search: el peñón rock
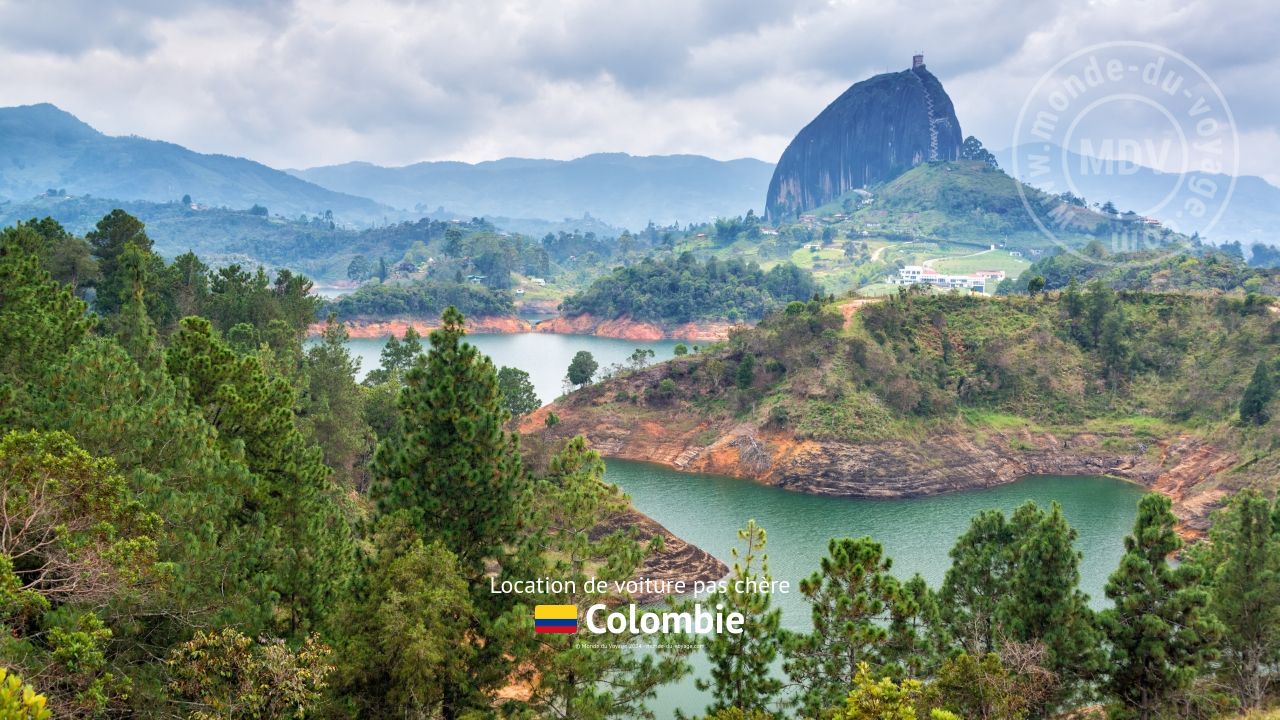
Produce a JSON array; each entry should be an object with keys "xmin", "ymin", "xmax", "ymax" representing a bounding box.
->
[{"xmin": 765, "ymin": 57, "xmax": 962, "ymax": 220}]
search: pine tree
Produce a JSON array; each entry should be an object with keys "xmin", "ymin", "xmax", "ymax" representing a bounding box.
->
[
  {"xmin": 300, "ymin": 315, "xmax": 374, "ymax": 489},
  {"xmin": 86, "ymin": 209, "xmax": 152, "ymax": 315},
  {"xmin": 166, "ymin": 317, "xmax": 355, "ymax": 636},
  {"xmin": 1238, "ymin": 360, "xmax": 1273, "ymax": 424},
  {"xmin": 381, "ymin": 326, "xmax": 422, "ymax": 373},
  {"xmin": 884, "ymin": 574, "xmax": 947, "ymax": 680},
  {"xmin": 1193, "ymin": 490, "xmax": 1280, "ymax": 709},
  {"xmin": 370, "ymin": 307, "xmax": 527, "ymax": 570},
  {"xmin": 112, "ymin": 242, "xmax": 163, "ymax": 371},
  {"xmin": 939, "ymin": 510, "xmax": 1014, "ymax": 655},
  {"xmin": 525, "ymin": 437, "xmax": 689, "ymax": 719},
  {"xmin": 0, "ymin": 226, "xmax": 94, "ymax": 424},
  {"xmin": 783, "ymin": 537, "xmax": 901, "ymax": 717},
  {"xmin": 1100, "ymin": 494, "xmax": 1219, "ymax": 720},
  {"xmin": 698, "ymin": 520, "xmax": 783, "ymax": 716},
  {"xmin": 997, "ymin": 502, "xmax": 1102, "ymax": 709},
  {"xmin": 368, "ymin": 307, "xmax": 532, "ymax": 718}
]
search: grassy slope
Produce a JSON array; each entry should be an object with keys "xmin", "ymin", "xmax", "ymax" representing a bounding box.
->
[{"xmin": 807, "ymin": 161, "xmax": 1188, "ymax": 261}]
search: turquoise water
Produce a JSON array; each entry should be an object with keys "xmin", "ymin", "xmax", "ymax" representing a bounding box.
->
[
  {"xmin": 339, "ymin": 334, "xmax": 681, "ymax": 405},
  {"xmin": 602, "ymin": 461, "xmax": 1146, "ymax": 718},
  {"xmin": 337, "ymin": 332, "xmax": 1145, "ymax": 718}
]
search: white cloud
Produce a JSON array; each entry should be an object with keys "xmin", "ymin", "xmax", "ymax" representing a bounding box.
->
[{"xmin": 1, "ymin": 0, "xmax": 1277, "ymax": 181}]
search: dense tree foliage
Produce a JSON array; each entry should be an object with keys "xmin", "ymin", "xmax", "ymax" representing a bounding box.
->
[
  {"xmin": 1189, "ymin": 490, "xmax": 1280, "ymax": 710},
  {"xmin": 1102, "ymin": 494, "xmax": 1220, "ymax": 720},
  {"xmin": 9, "ymin": 209, "xmax": 1280, "ymax": 720},
  {"xmin": 567, "ymin": 350, "xmax": 599, "ymax": 388},
  {"xmin": 328, "ymin": 279, "xmax": 514, "ymax": 319},
  {"xmin": 1239, "ymin": 360, "xmax": 1274, "ymax": 425},
  {"xmin": 523, "ymin": 437, "xmax": 688, "ymax": 719},
  {"xmin": 498, "ymin": 365, "xmax": 541, "ymax": 416},
  {"xmin": 371, "ymin": 307, "xmax": 526, "ymax": 568},
  {"xmin": 561, "ymin": 252, "xmax": 819, "ymax": 323},
  {"xmin": 782, "ymin": 537, "xmax": 936, "ymax": 716}
]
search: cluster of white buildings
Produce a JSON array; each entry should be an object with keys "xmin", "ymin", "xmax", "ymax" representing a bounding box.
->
[{"xmin": 894, "ymin": 266, "xmax": 1006, "ymax": 294}]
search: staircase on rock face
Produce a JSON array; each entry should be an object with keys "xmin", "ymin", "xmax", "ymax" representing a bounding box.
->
[{"xmin": 913, "ymin": 67, "xmax": 942, "ymax": 161}]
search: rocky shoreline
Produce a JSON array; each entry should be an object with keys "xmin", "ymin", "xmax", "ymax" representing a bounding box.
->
[
  {"xmin": 599, "ymin": 507, "xmax": 728, "ymax": 602},
  {"xmin": 313, "ymin": 313, "xmax": 739, "ymax": 342},
  {"xmin": 520, "ymin": 401, "xmax": 1239, "ymax": 539},
  {"xmin": 534, "ymin": 313, "xmax": 741, "ymax": 342},
  {"xmin": 313, "ymin": 315, "xmax": 532, "ymax": 338}
]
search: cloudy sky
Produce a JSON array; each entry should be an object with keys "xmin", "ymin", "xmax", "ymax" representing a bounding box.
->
[{"xmin": 2, "ymin": 0, "xmax": 1278, "ymax": 182}]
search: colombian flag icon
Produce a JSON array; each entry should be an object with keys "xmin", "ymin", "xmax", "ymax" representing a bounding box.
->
[{"xmin": 534, "ymin": 604, "xmax": 578, "ymax": 633}]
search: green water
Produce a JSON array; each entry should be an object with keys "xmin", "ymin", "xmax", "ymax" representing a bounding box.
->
[
  {"xmin": 602, "ymin": 460, "xmax": 1146, "ymax": 718},
  {"xmin": 339, "ymin": 334, "xmax": 681, "ymax": 405},
  {"xmin": 337, "ymin": 332, "xmax": 1146, "ymax": 718}
]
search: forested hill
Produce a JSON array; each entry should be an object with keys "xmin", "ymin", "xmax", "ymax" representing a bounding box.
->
[
  {"xmin": 533, "ymin": 287, "xmax": 1280, "ymax": 535},
  {"xmin": 327, "ymin": 279, "xmax": 515, "ymax": 320},
  {"xmin": 558, "ymin": 253, "xmax": 821, "ymax": 323},
  {"xmin": 0, "ymin": 194, "xmax": 497, "ymax": 281},
  {"xmin": 1005, "ymin": 240, "xmax": 1280, "ymax": 295},
  {"xmin": 554, "ymin": 289, "xmax": 1276, "ymax": 439}
]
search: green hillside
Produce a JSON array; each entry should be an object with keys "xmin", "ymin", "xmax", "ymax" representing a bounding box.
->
[
  {"xmin": 813, "ymin": 160, "xmax": 1158, "ymax": 255},
  {"xmin": 1007, "ymin": 241, "xmax": 1280, "ymax": 295},
  {"xmin": 561, "ymin": 289, "xmax": 1275, "ymax": 439}
]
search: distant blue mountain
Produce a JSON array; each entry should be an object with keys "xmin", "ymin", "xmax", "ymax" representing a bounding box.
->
[
  {"xmin": 995, "ymin": 143, "xmax": 1280, "ymax": 250},
  {"xmin": 290, "ymin": 153, "xmax": 776, "ymax": 231},
  {"xmin": 0, "ymin": 103, "xmax": 392, "ymax": 223}
]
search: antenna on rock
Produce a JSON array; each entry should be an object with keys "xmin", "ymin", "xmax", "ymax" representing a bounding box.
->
[{"xmin": 912, "ymin": 53, "xmax": 924, "ymax": 70}]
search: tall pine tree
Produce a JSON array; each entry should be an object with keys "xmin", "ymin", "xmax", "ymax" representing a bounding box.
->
[
  {"xmin": 524, "ymin": 437, "xmax": 689, "ymax": 719},
  {"xmin": 997, "ymin": 502, "xmax": 1102, "ymax": 710},
  {"xmin": 166, "ymin": 317, "xmax": 355, "ymax": 636},
  {"xmin": 697, "ymin": 519, "xmax": 783, "ymax": 716},
  {"xmin": 371, "ymin": 307, "xmax": 526, "ymax": 570},
  {"xmin": 1101, "ymin": 494, "xmax": 1219, "ymax": 720},
  {"xmin": 1192, "ymin": 490, "xmax": 1280, "ymax": 709},
  {"xmin": 939, "ymin": 510, "xmax": 1014, "ymax": 655},
  {"xmin": 369, "ymin": 306, "xmax": 530, "ymax": 718},
  {"xmin": 1239, "ymin": 360, "xmax": 1274, "ymax": 425},
  {"xmin": 783, "ymin": 537, "xmax": 900, "ymax": 717},
  {"xmin": 86, "ymin": 209, "xmax": 152, "ymax": 316}
]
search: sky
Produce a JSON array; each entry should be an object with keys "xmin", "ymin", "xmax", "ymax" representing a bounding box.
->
[{"xmin": 2, "ymin": 0, "xmax": 1279, "ymax": 183}]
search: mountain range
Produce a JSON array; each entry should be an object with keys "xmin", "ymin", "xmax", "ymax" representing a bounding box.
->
[
  {"xmin": 0, "ymin": 103, "xmax": 773, "ymax": 231},
  {"xmin": 288, "ymin": 153, "xmax": 774, "ymax": 231},
  {"xmin": 0, "ymin": 103, "xmax": 392, "ymax": 223}
]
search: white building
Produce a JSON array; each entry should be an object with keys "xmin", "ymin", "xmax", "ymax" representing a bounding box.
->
[{"xmin": 895, "ymin": 265, "xmax": 1006, "ymax": 294}]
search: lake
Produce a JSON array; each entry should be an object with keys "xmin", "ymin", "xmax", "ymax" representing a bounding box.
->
[
  {"xmin": 340, "ymin": 334, "xmax": 682, "ymax": 406},
  {"xmin": 606, "ymin": 461, "xmax": 1145, "ymax": 718},
  {"xmin": 339, "ymin": 331, "xmax": 1146, "ymax": 718}
]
